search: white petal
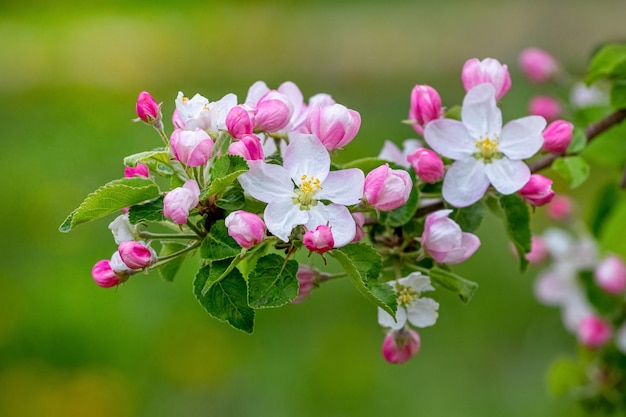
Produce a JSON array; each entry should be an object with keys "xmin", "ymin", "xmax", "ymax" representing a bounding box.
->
[
  {"xmin": 499, "ymin": 116, "xmax": 546, "ymax": 159},
  {"xmin": 316, "ymin": 169, "xmax": 365, "ymax": 205},
  {"xmin": 264, "ymin": 200, "xmax": 309, "ymax": 242},
  {"xmin": 378, "ymin": 306, "xmax": 406, "ymax": 330},
  {"xmin": 484, "ymin": 158, "xmax": 530, "ymax": 195},
  {"xmin": 398, "ymin": 273, "xmax": 434, "ymax": 293},
  {"xmin": 237, "ymin": 160, "xmax": 294, "ymax": 203},
  {"xmin": 407, "ymin": 298, "xmax": 439, "ymax": 328},
  {"xmin": 378, "ymin": 140, "xmax": 406, "ymax": 166},
  {"xmin": 461, "ymin": 84, "xmax": 502, "ymax": 139},
  {"xmin": 442, "ymin": 158, "xmax": 490, "ymax": 208},
  {"xmin": 424, "ymin": 119, "xmax": 475, "ymax": 160},
  {"xmin": 284, "ymin": 133, "xmax": 330, "ymax": 182},
  {"xmin": 245, "ymin": 81, "xmax": 269, "ymax": 106},
  {"xmin": 306, "ymin": 204, "xmax": 356, "ymax": 247}
]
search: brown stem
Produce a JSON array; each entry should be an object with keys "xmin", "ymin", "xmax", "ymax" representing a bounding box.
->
[
  {"xmin": 415, "ymin": 199, "xmax": 445, "ymax": 218},
  {"xmin": 529, "ymin": 109, "xmax": 626, "ymax": 173}
]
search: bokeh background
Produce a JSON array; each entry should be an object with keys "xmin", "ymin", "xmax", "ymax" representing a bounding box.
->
[{"xmin": 2, "ymin": 0, "xmax": 626, "ymax": 416}]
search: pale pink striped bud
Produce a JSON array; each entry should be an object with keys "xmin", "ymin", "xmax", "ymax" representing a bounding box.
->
[
  {"xmin": 407, "ymin": 148, "xmax": 444, "ymax": 183},
  {"xmin": 224, "ymin": 210, "xmax": 266, "ymax": 249},
  {"xmin": 91, "ymin": 259, "xmax": 127, "ymax": 288},
  {"xmin": 303, "ymin": 225, "xmax": 334, "ymax": 253},
  {"xmin": 228, "ymin": 134, "xmax": 264, "ymax": 161},
  {"xmin": 254, "ymin": 90, "xmax": 293, "ymax": 132},
  {"xmin": 170, "ymin": 128, "xmax": 214, "ymax": 167},
  {"xmin": 577, "ymin": 315, "xmax": 612, "ymax": 349},
  {"xmin": 519, "ymin": 174, "xmax": 555, "ymax": 206},
  {"xmin": 462, "ymin": 58, "xmax": 511, "ymax": 100},
  {"xmin": 409, "ymin": 85, "xmax": 443, "ymax": 135},
  {"xmin": 226, "ymin": 104, "xmax": 255, "ymax": 138},
  {"xmin": 519, "ymin": 48, "xmax": 559, "ymax": 84},
  {"xmin": 306, "ymin": 103, "xmax": 361, "ymax": 151},
  {"xmin": 529, "ymin": 95, "xmax": 561, "ymax": 121},
  {"xmin": 163, "ymin": 180, "xmax": 200, "ymax": 225},
  {"xmin": 135, "ymin": 91, "xmax": 161, "ymax": 125},
  {"xmin": 293, "ymin": 264, "xmax": 320, "ymax": 304},
  {"xmin": 421, "ymin": 209, "xmax": 480, "ymax": 265},
  {"xmin": 546, "ymin": 195, "xmax": 573, "ymax": 221},
  {"xmin": 364, "ymin": 164, "xmax": 412, "ymax": 211},
  {"xmin": 543, "ymin": 120, "xmax": 573, "ymax": 153},
  {"xmin": 382, "ymin": 329, "xmax": 421, "ymax": 364},
  {"xmin": 118, "ymin": 241, "xmax": 156, "ymax": 269},
  {"xmin": 595, "ymin": 255, "xmax": 626, "ymax": 294},
  {"xmin": 124, "ymin": 163, "xmax": 149, "ymax": 178}
]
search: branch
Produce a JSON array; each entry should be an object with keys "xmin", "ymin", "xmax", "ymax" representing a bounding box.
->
[{"xmin": 529, "ymin": 109, "xmax": 626, "ymax": 173}]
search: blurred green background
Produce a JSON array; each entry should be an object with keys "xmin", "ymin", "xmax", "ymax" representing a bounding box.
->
[{"xmin": 2, "ymin": 1, "xmax": 626, "ymax": 416}]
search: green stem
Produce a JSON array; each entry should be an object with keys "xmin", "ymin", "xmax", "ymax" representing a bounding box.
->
[
  {"xmin": 139, "ymin": 231, "xmax": 200, "ymax": 241},
  {"xmin": 151, "ymin": 242, "xmax": 200, "ymax": 267}
]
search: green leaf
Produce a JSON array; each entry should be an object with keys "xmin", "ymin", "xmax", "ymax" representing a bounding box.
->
[
  {"xmin": 59, "ymin": 177, "xmax": 160, "ymax": 232},
  {"xmin": 547, "ymin": 357, "xmax": 586, "ymax": 397},
  {"xmin": 329, "ymin": 243, "xmax": 397, "ymax": 316},
  {"xmin": 598, "ymin": 198, "xmax": 626, "ymax": 259},
  {"xmin": 156, "ymin": 242, "xmax": 188, "ymax": 282},
  {"xmin": 382, "ymin": 182, "xmax": 419, "ymax": 227},
  {"xmin": 200, "ymin": 220, "xmax": 241, "ymax": 261},
  {"xmin": 340, "ymin": 157, "xmax": 390, "ymax": 174},
  {"xmin": 589, "ymin": 181, "xmax": 620, "ymax": 238},
  {"xmin": 428, "ymin": 266, "xmax": 478, "ymax": 304},
  {"xmin": 123, "ymin": 148, "xmax": 167, "ymax": 167},
  {"xmin": 552, "ymin": 156, "xmax": 590, "ymax": 188},
  {"xmin": 128, "ymin": 196, "xmax": 165, "ymax": 224},
  {"xmin": 247, "ymin": 254, "xmax": 299, "ymax": 308},
  {"xmin": 193, "ymin": 261, "xmax": 254, "ymax": 333},
  {"xmin": 610, "ymin": 81, "xmax": 626, "ymax": 109},
  {"xmin": 499, "ymin": 194, "xmax": 531, "ymax": 272},
  {"xmin": 208, "ymin": 154, "xmax": 249, "ymax": 196},
  {"xmin": 215, "ymin": 185, "xmax": 245, "ymax": 211},
  {"xmin": 578, "ymin": 270, "xmax": 621, "ymax": 316},
  {"xmin": 585, "ymin": 43, "xmax": 626, "ymax": 85},
  {"xmin": 452, "ymin": 201, "xmax": 485, "ymax": 233},
  {"xmin": 444, "ymin": 105, "xmax": 462, "ymax": 121},
  {"xmin": 566, "ymin": 128, "xmax": 587, "ymax": 154},
  {"xmin": 124, "ymin": 148, "xmax": 182, "ymax": 178}
]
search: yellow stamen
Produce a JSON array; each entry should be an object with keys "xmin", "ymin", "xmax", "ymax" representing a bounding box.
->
[
  {"xmin": 396, "ymin": 284, "xmax": 419, "ymax": 307},
  {"xmin": 474, "ymin": 134, "xmax": 501, "ymax": 162}
]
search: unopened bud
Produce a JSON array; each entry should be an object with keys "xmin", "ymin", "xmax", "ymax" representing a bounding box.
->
[
  {"xmin": 542, "ymin": 120, "xmax": 573, "ymax": 153},
  {"xmin": 519, "ymin": 174, "xmax": 555, "ymax": 206},
  {"xmin": 407, "ymin": 148, "xmax": 444, "ymax": 183}
]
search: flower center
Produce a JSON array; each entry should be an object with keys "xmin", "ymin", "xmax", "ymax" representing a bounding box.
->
[
  {"xmin": 295, "ymin": 174, "xmax": 323, "ymax": 208},
  {"xmin": 396, "ymin": 284, "xmax": 419, "ymax": 307},
  {"xmin": 474, "ymin": 134, "xmax": 502, "ymax": 163}
]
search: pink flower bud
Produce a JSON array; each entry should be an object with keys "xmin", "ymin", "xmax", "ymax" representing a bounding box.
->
[
  {"xmin": 254, "ymin": 90, "xmax": 293, "ymax": 132},
  {"xmin": 352, "ymin": 213, "xmax": 366, "ymax": 243},
  {"xmin": 226, "ymin": 104, "xmax": 255, "ymax": 138},
  {"xmin": 409, "ymin": 85, "xmax": 443, "ymax": 135},
  {"xmin": 118, "ymin": 241, "xmax": 156, "ymax": 269},
  {"xmin": 228, "ymin": 134, "xmax": 264, "ymax": 161},
  {"xmin": 595, "ymin": 255, "xmax": 626, "ymax": 294},
  {"xmin": 124, "ymin": 163, "xmax": 150, "ymax": 178},
  {"xmin": 382, "ymin": 329, "xmax": 421, "ymax": 364},
  {"xmin": 519, "ymin": 174, "xmax": 555, "ymax": 206},
  {"xmin": 546, "ymin": 195, "xmax": 573, "ymax": 221},
  {"xmin": 519, "ymin": 48, "xmax": 559, "ymax": 83},
  {"xmin": 306, "ymin": 103, "xmax": 361, "ymax": 151},
  {"xmin": 170, "ymin": 128, "xmax": 214, "ymax": 167},
  {"xmin": 292, "ymin": 264, "xmax": 319, "ymax": 304},
  {"xmin": 363, "ymin": 164, "xmax": 413, "ymax": 211},
  {"xmin": 542, "ymin": 120, "xmax": 573, "ymax": 153},
  {"xmin": 421, "ymin": 209, "xmax": 480, "ymax": 265},
  {"xmin": 526, "ymin": 235, "xmax": 548, "ymax": 264},
  {"xmin": 303, "ymin": 225, "xmax": 335, "ymax": 253},
  {"xmin": 224, "ymin": 210, "xmax": 266, "ymax": 249},
  {"xmin": 529, "ymin": 95, "xmax": 562, "ymax": 121},
  {"xmin": 407, "ymin": 148, "xmax": 444, "ymax": 183},
  {"xmin": 462, "ymin": 58, "xmax": 511, "ymax": 100},
  {"xmin": 91, "ymin": 259, "xmax": 127, "ymax": 288},
  {"xmin": 135, "ymin": 91, "xmax": 161, "ymax": 124},
  {"xmin": 163, "ymin": 180, "xmax": 200, "ymax": 225},
  {"xmin": 577, "ymin": 315, "xmax": 612, "ymax": 349}
]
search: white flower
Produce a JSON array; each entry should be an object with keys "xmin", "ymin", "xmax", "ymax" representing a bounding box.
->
[
  {"xmin": 424, "ymin": 84, "xmax": 546, "ymax": 207},
  {"xmin": 108, "ymin": 214, "xmax": 136, "ymax": 244},
  {"xmin": 378, "ymin": 272, "xmax": 439, "ymax": 330},
  {"xmin": 175, "ymin": 91, "xmax": 237, "ymax": 134},
  {"xmin": 237, "ymin": 133, "xmax": 365, "ymax": 247}
]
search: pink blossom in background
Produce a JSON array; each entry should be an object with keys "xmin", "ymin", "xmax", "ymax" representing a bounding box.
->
[
  {"xmin": 577, "ymin": 315, "xmax": 612, "ymax": 349},
  {"xmin": 224, "ymin": 210, "xmax": 266, "ymax": 249},
  {"xmin": 529, "ymin": 95, "xmax": 562, "ymax": 121},
  {"xmin": 163, "ymin": 180, "xmax": 201, "ymax": 225},
  {"xmin": 526, "ymin": 236, "xmax": 548, "ymax": 264},
  {"xmin": 519, "ymin": 47, "xmax": 560, "ymax": 83},
  {"xmin": 382, "ymin": 329, "xmax": 421, "ymax": 364},
  {"xmin": 594, "ymin": 255, "xmax": 626, "ymax": 294},
  {"xmin": 421, "ymin": 209, "xmax": 480, "ymax": 265},
  {"xmin": 363, "ymin": 164, "xmax": 412, "ymax": 211},
  {"xmin": 519, "ymin": 174, "xmax": 555, "ymax": 206},
  {"xmin": 461, "ymin": 57, "xmax": 511, "ymax": 100},
  {"xmin": 546, "ymin": 195, "xmax": 573, "ymax": 221},
  {"xmin": 542, "ymin": 120, "xmax": 573, "ymax": 153}
]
